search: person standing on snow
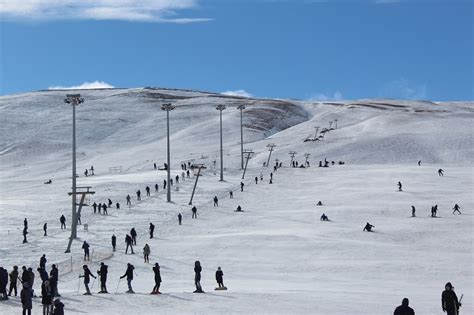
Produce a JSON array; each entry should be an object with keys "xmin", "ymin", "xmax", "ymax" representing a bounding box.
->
[
  {"xmin": 82, "ymin": 241, "xmax": 90, "ymax": 261},
  {"xmin": 149, "ymin": 223, "xmax": 155, "ymax": 239},
  {"xmin": 178, "ymin": 213, "xmax": 182, "ymax": 225},
  {"xmin": 151, "ymin": 263, "xmax": 162, "ymax": 294},
  {"xmin": 111, "ymin": 234, "xmax": 117, "ymax": 252},
  {"xmin": 130, "ymin": 228, "xmax": 137, "ymax": 245},
  {"xmin": 97, "ymin": 262, "xmax": 108, "ymax": 293},
  {"xmin": 143, "ymin": 244, "xmax": 151, "ymax": 263},
  {"xmin": 398, "ymin": 182, "xmax": 403, "ymax": 191},
  {"xmin": 441, "ymin": 282, "xmax": 461, "ymax": 315},
  {"xmin": 120, "ymin": 263, "xmax": 135, "ymax": 293},
  {"xmin": 452, "ymin": 204, "xmax": 461, "ymax": 215},
  {"xmin": 194, "ymin": 261, "xmax": 203, "ymax": 293},
  {"xmin": 215, "ymin": 267, "xmax": 225, "ymax": 289},
  {"xmin": 125, "ymin": 234, "xmax": 134, "ymax": 254},
  {"xmin": 213, "ymin": 196, "xmax": 218, "ymax": 207},
  {"xmin": 393, "ymin": 298, "xmax": 415, "ymax": 315},
  {"xmin": 79, "ymin": 265, "xmax": 96, "ymax": 295},
  {"xmin": 59, "ymin": 215, "xmax": 66, "ymax": 229}
]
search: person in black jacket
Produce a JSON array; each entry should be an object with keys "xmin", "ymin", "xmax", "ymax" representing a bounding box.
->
[
  {"xmin": 178, "ymin": 213, "xmax": 182, "ymax": 225},
  {"xmin": 120, "ymin": 263, "xmax": 135, "ymax": 293},
  {"xmin": 363, "ymin": 222, "xmax": 374, "ymax": 232},
  {"xmin": 43, "ymin": 223, "xmax": 48, "ymax": 236},
  {"xmin": 0, "ymin": 267, "xmax": 8, "ymax": 300},
  {"xmin": 20, "ymin": 283, "xmax": 33, "ymax": 315},
  {"xmin": 111, "ymin": 234, "xmax": 116, "ymax": 252},
  {"xmin": 125, "ymin": 234, "xmax": 134, "ymax": 254},
  {"xmin": 215, "ymin": 267, "xmax": 224, "ymax": 289},
  {"xmin": 130, "ymin": 228, "xmax": 137, "ymax": 245},
  {"xmin": 79, "ymin": 265, "xmax": 96, "ymax": 295},
  {"xmin": 149, "ymin": 223, "xmax": 155, "ymax": 239},
  {"xmin": 8, "ymin": 266, "xmax": 19, "ymax": 297},
  {"xmin": 49, "ymin": 265, "xmax": 59, "ymax": 297},
  {"xmin": 194, "ymin": 261, "xmax": 203, "ymax": 293},
  {"xmin": 97, "ymin": 262, "xmax": 108, "ymax": 293},
  {"xmin": 52, "ymin": 298, "xmax": 64, "ymax": 315},
  {"xmin": 82, "ymin": 241, "xmax": 90, "ymax": 261},
  {"xmin": 442, "ymin": 282, "xmax": 461, "ymax": 315},
  {"xmin": 192, "ymin": 206, "xmax": 197, "ymax": 219},
  {"xmin": 213, "ymin": 196, "xmax": 218, "ymax": 207},
  {"xmin": 151, "ymin": 263, "xmax": 162, "ymax": 294},
  {"xmin": 40, "ymin": 254, "xmax": 47, "ymax": 270},
  {"xmin": 37, "ymin": 267, "xmax": 49, "ymax": 283},
  {"xmin": 60, "ymin": 215, "xmax": 66, "ymax": 229},
  {"xmin": 393, "ymin": 298, "xmax": 415, "ymax": 315},
  {"xmin": 41, "ymin": 280, "xmax": 53, "ymax": 315}
]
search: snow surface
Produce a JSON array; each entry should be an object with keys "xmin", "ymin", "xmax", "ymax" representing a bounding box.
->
[{"xmin": 0, "ymin": 88, "xmax": 473, "ymax": 314}]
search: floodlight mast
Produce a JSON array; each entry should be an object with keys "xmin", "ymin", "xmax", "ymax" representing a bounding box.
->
[
  {"xmin": 216, "ymin": 105, "xmax": 226, "ymax": 181},
  {"xmin": 241, "ymin": 150, "xmax": 254, "ymax": 179},
  {"xmin": 237, "ymin": 105, "xmax": 246, "ymax": 169},
  {"xmin": 265, "ymin": 144, "xmax": 276, "ymax": 167},
  {"xmin": 161, "ymin": 103, "xmax": 175, "ymax": 202}
]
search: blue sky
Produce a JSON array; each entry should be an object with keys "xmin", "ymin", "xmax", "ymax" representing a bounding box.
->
[{"xmin": 0, "ymin": 0, "xmax": 472, "ymax": 100}]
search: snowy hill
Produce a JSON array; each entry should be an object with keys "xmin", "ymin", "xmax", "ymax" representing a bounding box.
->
[{"xmin": 0, "ymin": 88, "xmax": 472, "ymax": 314}]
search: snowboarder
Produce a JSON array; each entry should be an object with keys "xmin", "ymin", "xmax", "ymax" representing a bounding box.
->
[
  {"xmin": 130, "ymin": 228, "xmax": 137, "ymax": 245},
  {"xmin": 442, "ymin": 282, "xmax": 461, "ymax": 315},
  {"xmin": 192, "ymin": 206, "xmax": 197, "ymax": 219},
  {"xmin": 393, "ymin": 297, "xmax": 415, "ymax": 315},
  {"xmin": 143, "ymin": 244, "xmax": 151, "ymax": 263},
  {"xmin": 60, "ymin": 215, "xmax": 66, "ymax": 229},
  {"xmin": 215, "ymin": 267, "xmax": 226, "ymax": 289},
  {"xmin": 20, "ymin": 283, "xmax": 33, "ymax": 315},
  {"xmin": 43, "ymin": 223, "xmax": 47, "ymax": 236},
  {"xmin": 111, "ymin": 234, "xmax": 116, "ymax": 252},
  {"xmin": 82, "ymin": 241, "xmax": 90, "ymax": 261},
  {"xmin": 178, "ymin": 213, "xmax": 182, "ymax": 225},
  {"xmin": 40, "ymin": 255, "xmax": 47, "ymax": 270},
  {"xmin": 125, "ymin": 234, "xmax": 134, "ymax": 254},
  {"xmin": 229, "ymin": 191, "xmax": 233, "ymax": 199},
  {"xmin": 120, "ymin": 263, "xmax": 135, "ymax": 293},
  {"xmin": 398, "ymin": 181, "xmax": 402, "ymax": 191},
  {"xmin": 97, "ymin": 262, "xmax": 108, "ymax": 293},
  {"xmin": 151, "ymin": 263, "xmax": 161, "ymax": 294},
  {"xmin": 49, "ymin": 265, "xmax": 59, "ymax": 297},
  {"xmin": 235, "ymin": 205, "xmax": 243, "ymax": 212},
  {"xmin": 8, "ymin": 266, "xmax": 19, "ymax": 297},
  {"xmin": 136, "ymin": 190, "xmax": 141, "ymax": 201},
  {"xmin": 146, "ymin": 186, "xmax": 150, "ymax": 196},
  {"xmin": 79, "ymin": 265, "xmax": 96, "ymax": 295},
  {"xmin": 149, "ymin": 222, "xmax": 155, "ymax": 239},
  {"xmin": 411, "ymin": 205, "xmax": 416, "ymax": 217},
  {"xmin": 154, "ymin": 184, "xmax": 159, "ymax": 192},
  {"xmin": 126, "ymin": 195, "xmax": 131, "ymax": 206},
  {"xmin": 213, "ymin": 196, "xmax": 218, "ymax": 207},
  {"xmin": 52, "ymin": 298, "xmax": 64, "ymax": 315},
  {"xmin": 194, "ymin": 261, "xmax": 203, "ymax": 293},
  {"xmin": 22, "ymin": 226, "xmax": 28, "ymax": 243},
  {"xmin": 320, "ymin": 213, "xmax": 329, "ymax": 221},
  {"xmin": 438, "ymin": 168, "xmax": 444, "ymax": 176},
  {"xmin": 452, "ymin": 204, "xmax": 461, "ymax": 215},
  {"xmin": 240, "ymin": 182, "xmax": 244, "ymax": 192},
  {"xmin": 255, "ymin": 176, "xmax": 258, "ymax": 184},
  {"xmin": 363, "ymin": 222, "xmax": 374, "ymax": 232}
]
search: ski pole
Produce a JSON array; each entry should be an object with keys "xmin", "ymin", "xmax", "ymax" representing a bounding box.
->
[{"xmin": 115, "ymin": 278, "xmax": 121, "ymax": 293}]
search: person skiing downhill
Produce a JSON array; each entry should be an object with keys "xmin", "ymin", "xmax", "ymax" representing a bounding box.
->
[
  {"xmin": 442, "ymin": 282, "xmax": 461, "ymax": 315},
  {"xmin": 120, "ymin": 263, "xmax": 135, "ymax": 293},
  {"xmin": 438, "ymin": 168, "xmax": 444, "ymax": 176},
  {"xmin": 136, "ymin": 190, "xmax": 141, "ymax": 201},
  {"xmin": 151, "ymin": 263, "xmax": 162, "ymax": 294},
  {"xmin": 194, "ymin": 261, "xmax": 203, "ymax": 293},
  {"xmin": 97, "ymin": 262, "xmax": 108, "ymax": 293},
  {"xmin": 79, "ymin": 265, "xmax": 96, "ymax": 295},
  {"xmin": 229, "ymin": 191, "xmax": 233, "ymax": 199},
  {"xmin": 215, "ymin": 267, "xmax": 225, "ymax": 289},
  {"xmin": 154, "ymin": 184, "xmax": 159, "ymax": 192},
  {"xmin": 363, "ymin": 222, "xmax": 374, "ymax": 232},
  {"xmin": 126, "ymin": 195, "xmax": 131, "ymax": 206},
  {"xmin": 22, "ymin": 227, "xmax": 28, "ymax": 244},
  {"xmin": 398, "ymin": 182, "xmax": 403, "ymax": 191},
  {"xmin": 240, "ymin": 182, "xmax": 244, "ymax": 192},
  {"xmin": 452, "ymin": 204, "xmax": 461, "ymax": 215},
  {"xmin": 255, "ymin": 176, "xmax": 258, "ymax": 184},
  {"xmin": 393, "ymin": 298, "xmax": 415, "ymax": 315}
]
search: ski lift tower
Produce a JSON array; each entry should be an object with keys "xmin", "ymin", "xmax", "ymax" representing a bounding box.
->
[
  {"xmin": 161, "ymin": 103, "xmax": 175, "ymax": 202},
  {"xmin": 265, "ymin": 143, "xmax": 276, "ymax": 167},
  {"xmin": 241, "ymin": 150, "xmax": 254, "ymax": 179},
  {"xmin": 237, "ymin": 104, "xmax": 246, "ymax": 170},
  {"xmin": 65, "ymin": 186, "xmax": 95, "ymax": 253},
  {"xmin": 304, "ymin": 153, "xmax": 311, "ymax": 166},
  {"xmin": 188, "ymin": 164, "xmax": 205, "ymax": 205},
  {"xmin": 216, "ymin": 105, "xmax": 226, "ymax": 181},
  {"xmin": 289, "ymin": 151, "xmax": 297, "ymax": 166},
  {"xmin": 334, "ymin": 119, "xmax": 338, "ymax": 129}
]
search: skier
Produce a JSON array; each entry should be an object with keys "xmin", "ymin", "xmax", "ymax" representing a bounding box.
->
[
  {"xmin": 8, "ymin": 266, "xmax": 19, "ymax": 297},
  {"xmin": 398, "ymin": 181, "xmax": 402, "ymax": 191},
  {"xmin": 125, "ymin": 234, "xmax": 134, "ymax": 254},
  {"xmin": 146, "ymin": 186, "xmax": 151, "ymax": 196},
  {"xmin": 418, "ymin": 160, "xmax": 421, "ymax": 166},
  {"xmin": 102, "ymin": 203, "xmax": 107, "ymax": 215},
  {"xmin": 82, "ymin": 241, "xmax": 90, "ymax": 261},
  {"xmin": 40, "ymin": 254, "xmax": 47, "ymax": 270},
  {"xmin": 20, "ymin": 283, "xmax": 33, "ymax": 315},
  {"xmin": 126, "ymin": 195, "xmax": 131, "ymax": 206},
  {"xmin": 151, "ymin": 263, "xmax": 161, "ymax": 294},
  {"xmin": 149, "ymin": 222, "xmax": 155, "ymax": 239},
  {"xmin": 22, "ymin": 226, "xmax": 28, "ymax": 243},
  {"xmin": 97, "ymin": 203, "xmax": 102, "ymax": 214},
  {"xmin": 320, "ymin": 213, "xmax": 329, "ymax": 221},
  {"xmin": 116, "ymin": 202, "xmax": 120, "ymax": 210},
  {"xmin": 255, "ymin": 176, "xmax": 258, "ymax": 184},
  {"xmin": 213, "ymin": 196, "xmax": 218, "ymax": 207},
  {"xmin": 411, "ymin": 205, "xmax": 416, "ymax": 217},
  {"xmin": 215, "ymin": 267, "xmax": 225, "ymax": 289},
  {"xmin": 0, "ymin": 267, "xmax": 7, "ymax": 300},
  {"xmin": 59, "ymin": 215, "xmax": 66, "ymax": 229},
  {"xmin": 363, "ymin": 222, "xmax": 374, "ymax": 232},
  {"xmin": 442, "ymin": 282, "xmax": 461, "ymax": 315},
  {"xmin": 90, "ymin": 165, "xmax": 94, "ymax": 175},
  {"xmin": 52, "ymin": 298, "xmax": 64, "ymax": 315},
  {"xmin": 143, "ymin": 244, "xmax": 151, "ymax": 263},
  {"xmin": 432, "ymin": 204, "xmax": 438, "ymax": 218},
  {"xmin": 178, "ymin": 213, "xmax": 182, "ymax": 225},
  {"xmin": 194, "ymin": 261, "xmax": 203, "ymax": 293},
  {"xmin": 130, "ymin": 228, "xmax": 137, "ymax": 245},
  {"xmin": 41, "ymin": 280, "xmax": 52, "ymax": 315},
  {"xmin": 393, "ymin": 298, "xmax": 415, "ymax": 315},
  {"xmin": 79, "ymin": 265, "xmax": 96, "ymax": 295},
  {"xmin": 120, "ymin": 263, "xmax": 135, "ymax": 293},
  {"xmin": 175, "ymin": 175, "xmax": 179, "ymax": 184},
  {"xmin": 192, "ymin": 206, "xmax": 197, "ymax": 219},
  {"xmin": 240, "ymin": 182, "xmax": 244, "ymax": 192},
  {"xmin": 108, "ymin": 199, "xmax": 112, "ymax": 208},
  {"xmin": 438, "ymin": 168, "xmax": 444, "ymax": 176},
  {"xmin": 452, "ymin": 204, "xmax": 461, "ymax": 215},
  {"xmin": 43, "ymin": 223, "xmax": 47, "ymax": 236},
  {"xmin": 163, "ymin": 179, "xmax": 167, "ymax": 190},
  {"xmin": 97, "ymin": 262, "xmax": 108, "ymax": 293},
  {"xmin": 136, "ymin": 190, "xmax": 141, "ymax": 201},
  {"xmin": 111, "ymin": 234, "xmax": 116, "ymax": 252},
  {"xmin": 170, "ymin": 178, "xmax": 173, "ymax": 186},
  {"xmin": 49, "ymin": 265, "xmax": 59, "ymax": 297},
  {"xmin": 154, "ymin": 184, "xmax": 159, "ymax": 192},
  {"xmin": 84, "ymin": 169, "xmax": 88, "ymax": 177},
  {"xmin": 229, "ymin": 191, "xmax": 233, "ymax": 199}
]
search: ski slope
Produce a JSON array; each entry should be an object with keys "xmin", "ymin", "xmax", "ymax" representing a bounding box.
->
[{"xmin": 0, "ymin": 88, "xmax": 473, "ymax": 314}]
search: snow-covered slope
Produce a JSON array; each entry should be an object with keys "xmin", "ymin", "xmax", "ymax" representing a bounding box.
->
[{"xmin": 0, "ymin": 88, "xmax": 472, "ymax": 314}]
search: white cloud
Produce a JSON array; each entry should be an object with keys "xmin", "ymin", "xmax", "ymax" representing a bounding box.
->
[
  {"xmin": 381, "ymin": 78, "xmax": 427, "ymax": 100},
  {"xmin": 222, "ymin": 89, "xmax": 253, "ymax": 98},
  {"xmin": 309, "ymin": 91, "xmax": 343, "ymax": 101},
  {"xmin": 0, "ymin": 0, "xmax": 211, "ymax": 23},
  {"xmin": 48, "ymin": 81, "xmax": 115, "ymax": 90}
]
